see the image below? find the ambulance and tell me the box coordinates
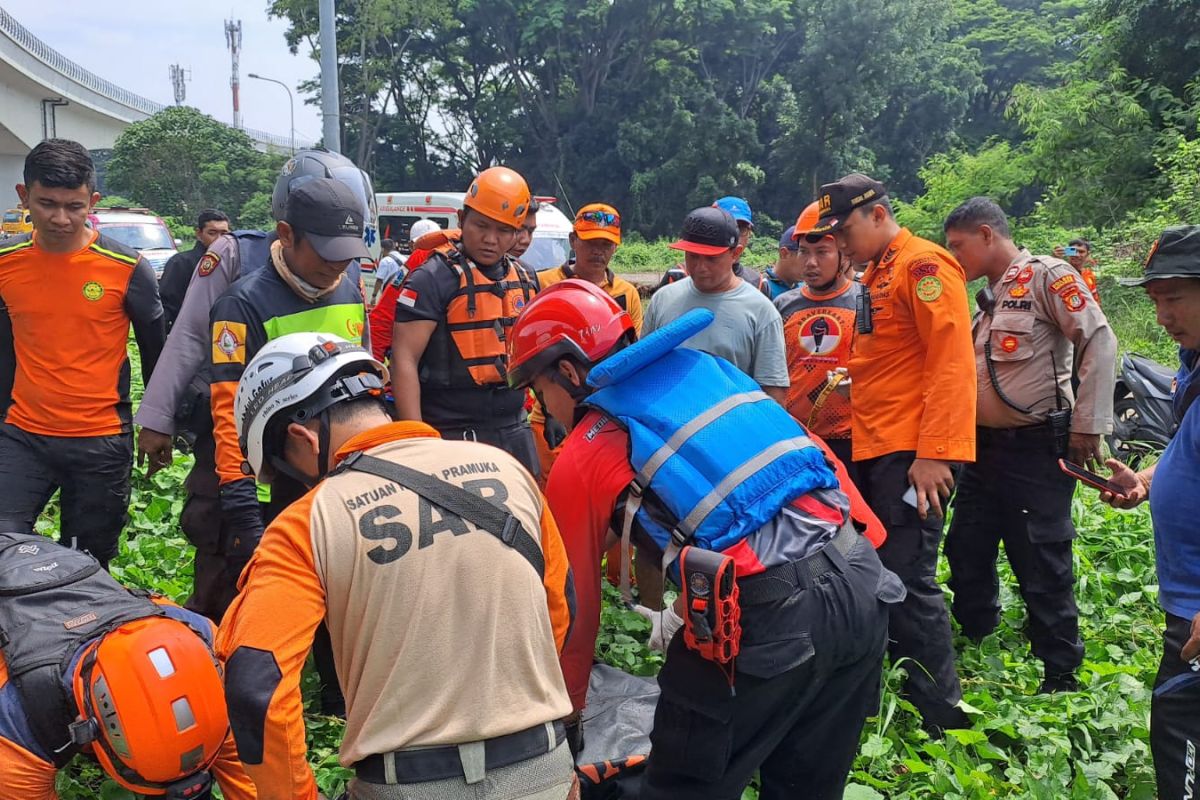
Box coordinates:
[373,191,573,272]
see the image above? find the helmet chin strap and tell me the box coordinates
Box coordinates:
[263,372,385,489]
[266,409,332,490]
[550,364,591,402]
[318,408,333,477]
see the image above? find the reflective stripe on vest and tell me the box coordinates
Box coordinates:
[586,309,838,557]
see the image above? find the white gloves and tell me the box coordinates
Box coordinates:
[633,603,685,652]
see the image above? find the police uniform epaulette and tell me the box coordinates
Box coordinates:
[0,234,33,259]
[88,233,140,267]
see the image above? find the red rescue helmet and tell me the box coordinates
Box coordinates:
[71,616,229,796]
[507,279,635,390]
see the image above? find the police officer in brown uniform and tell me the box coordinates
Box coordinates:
[942,197,1116,692]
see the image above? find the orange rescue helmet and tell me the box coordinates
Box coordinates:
[793,201,832,243]
[507,279,635,390]
[71,616,229,796]
[463,166,532,229]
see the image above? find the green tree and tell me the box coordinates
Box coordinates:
[1094,0,1200,100]
[1010,70,1162,227]
[949,0,1089,145]
[268,0,454,176]
[894,141,1037,240]
[107,107,282,226]
[763,0,982,206]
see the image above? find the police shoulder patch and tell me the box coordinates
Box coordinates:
[197,252,220,277]
[1050,273,1077,293]
[1060,287,1087,313]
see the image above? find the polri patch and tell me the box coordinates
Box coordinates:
[197,252,220,277]
[1060,287,1087,312]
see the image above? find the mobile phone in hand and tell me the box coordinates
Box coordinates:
[1063,246,1079,257]
[1058,458,1126,497]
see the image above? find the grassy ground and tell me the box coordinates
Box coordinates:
[60,461,1164,799]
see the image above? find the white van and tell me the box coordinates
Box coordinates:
[374,191,573,272]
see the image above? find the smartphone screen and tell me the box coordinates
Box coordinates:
[1058,459,1126,496]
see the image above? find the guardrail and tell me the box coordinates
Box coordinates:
[0,5,307,150]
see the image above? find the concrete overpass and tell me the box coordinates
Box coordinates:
[0,4,307,198]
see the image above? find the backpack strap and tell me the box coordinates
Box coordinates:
[337,453,545,579]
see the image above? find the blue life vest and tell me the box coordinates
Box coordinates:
[586,309,837,556]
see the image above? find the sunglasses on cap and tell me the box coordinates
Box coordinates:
[579,209,620,227]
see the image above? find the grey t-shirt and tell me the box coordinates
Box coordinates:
[644,277,789,388]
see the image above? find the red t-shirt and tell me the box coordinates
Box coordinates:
[544,411,636,711]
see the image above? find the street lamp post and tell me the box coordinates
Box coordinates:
[247,72,295,154]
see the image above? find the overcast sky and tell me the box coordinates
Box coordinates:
[3,1,323,142]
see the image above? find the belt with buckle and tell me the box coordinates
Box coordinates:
[355,721,565,785]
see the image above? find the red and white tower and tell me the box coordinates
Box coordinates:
[224,19,243,129]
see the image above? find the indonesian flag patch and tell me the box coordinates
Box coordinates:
[398,287,419,308]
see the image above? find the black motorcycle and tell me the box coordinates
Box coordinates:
[1107,352,1177,465]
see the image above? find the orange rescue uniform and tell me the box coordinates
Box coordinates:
[0,231,164,436]
[849,228,976,462]
[216,421,574,798]
[776,282,859,440]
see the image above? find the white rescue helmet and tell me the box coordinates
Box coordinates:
[408,218,440,242]
[235,332,388,481]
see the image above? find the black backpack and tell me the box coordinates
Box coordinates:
[0,533,161,766]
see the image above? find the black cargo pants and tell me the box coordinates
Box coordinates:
[857,450,969,731]
[944,426,1083,678]
[641,533,899,800]
[1152,613,1200,800]
[0,423,132,569]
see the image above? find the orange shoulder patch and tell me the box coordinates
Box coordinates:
[212,321,247,364]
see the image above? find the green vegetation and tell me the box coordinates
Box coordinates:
[47,0,1195,794]
[106,106,286,232]
[58,437,1167,799]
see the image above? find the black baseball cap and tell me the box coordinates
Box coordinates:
[285,177,371,262]
[1122,225,1200,286]
[811,173,889,235]
[669,207,740,256]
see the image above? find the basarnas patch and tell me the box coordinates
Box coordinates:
[915,275,943,302]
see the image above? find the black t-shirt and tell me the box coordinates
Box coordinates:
[393,254,528,429]
[159,241,206,331]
